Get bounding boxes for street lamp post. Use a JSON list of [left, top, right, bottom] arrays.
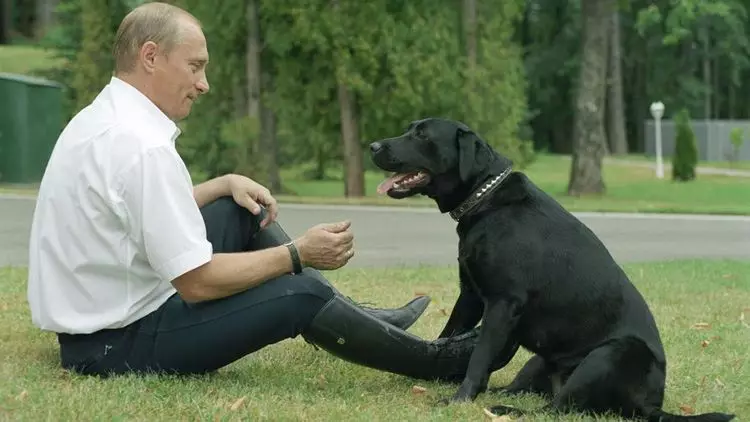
[[650, 101, 665, 179]]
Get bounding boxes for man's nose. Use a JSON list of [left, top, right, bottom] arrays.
[[369, 142, 383, 153], [196, 78, 210, 94]]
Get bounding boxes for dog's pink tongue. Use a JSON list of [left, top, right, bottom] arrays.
[[376, 174, 401, 195]]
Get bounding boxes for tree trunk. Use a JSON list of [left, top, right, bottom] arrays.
[[332, 0, 364, 197], [244, 0, 262, 177], [568, 0, 614, 196], [607, 9, 628, 155], [245, 0, 280, 192], [728, 71, 736, 119], [35, 0, 59, 39], [0, 0, 11, 44], [701, 24, 711, 119], [463, 0, 477, 71], [338, 83, 364, 197], [246, 0, 261, 122], [261, 68, 281, 193]]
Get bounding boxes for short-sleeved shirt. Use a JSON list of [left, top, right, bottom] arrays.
[[27, 76, 214, 334]]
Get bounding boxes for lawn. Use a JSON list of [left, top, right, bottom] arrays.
[[3, 154, 749, 215], [1, 259, 747, 421], [612, 154, 750, 171], [274, 154, 750, 215], [0, 45, 65, 76]]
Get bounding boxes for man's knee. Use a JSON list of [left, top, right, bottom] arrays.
[[204, 196, 262, 230], [201, 196, 262, 252], [277, 272, 335, 303]]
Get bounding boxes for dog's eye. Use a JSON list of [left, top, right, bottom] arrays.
[[415, 127, 426, 139]]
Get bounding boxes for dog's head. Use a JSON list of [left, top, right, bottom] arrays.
[[369, 117, 512, 212]]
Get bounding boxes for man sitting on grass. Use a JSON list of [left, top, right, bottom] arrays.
[[27, 2, 485, 382]]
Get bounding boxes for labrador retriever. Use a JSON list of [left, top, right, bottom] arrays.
[[368, 117, 735, 422]]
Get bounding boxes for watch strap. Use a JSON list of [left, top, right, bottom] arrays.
[[284, 241, 303, 274]]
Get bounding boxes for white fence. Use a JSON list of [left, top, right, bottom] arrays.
[[643, 120, 750, 161]]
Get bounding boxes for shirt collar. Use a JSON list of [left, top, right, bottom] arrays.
[[107, 76, 181, 144]]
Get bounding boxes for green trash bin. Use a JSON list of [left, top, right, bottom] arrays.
[[0, 72, 65, 184]]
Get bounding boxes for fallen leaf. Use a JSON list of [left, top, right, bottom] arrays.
[[229, 396, 246, 411], [483, 408, 515, 421], [691, 322, 710, 330], [414, 291, 427, 296], [411, 385, 427, 395], [701, 339, 710, 348], [440, 308, 448, 316], [679, 405, 694, 415], [15, 390, 27, 401]]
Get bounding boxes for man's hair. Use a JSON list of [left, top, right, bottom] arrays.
[[112, 2, 201, 74]]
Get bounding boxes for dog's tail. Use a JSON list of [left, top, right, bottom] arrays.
[[647, 409, 735, 422]]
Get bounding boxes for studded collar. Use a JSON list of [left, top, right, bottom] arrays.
[[448, 167, 512, 222]]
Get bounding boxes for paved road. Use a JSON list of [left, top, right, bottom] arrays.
[[1, 195, 749, 268]]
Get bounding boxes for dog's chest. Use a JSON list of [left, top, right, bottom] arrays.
[[457, 232, 509, 296], [457, 257, 482, 294]]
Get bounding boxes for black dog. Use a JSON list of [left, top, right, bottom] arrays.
[[369, 118, 735, 422]]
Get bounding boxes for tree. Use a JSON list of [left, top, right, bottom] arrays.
[[568, 0, 616, 196], [332, 0, 365, 197], [607, 8, 628, 155], [0, 0, 11, 44], [671, 108, 698, 181], [35, 0, 60, 39], [244, 0, 280, 192], [71, 0, 113, 114]]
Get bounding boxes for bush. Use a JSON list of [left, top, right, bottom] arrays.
[[671, 108, 698, 182]]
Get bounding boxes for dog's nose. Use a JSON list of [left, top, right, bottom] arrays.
[[369, 142, 383, 153]]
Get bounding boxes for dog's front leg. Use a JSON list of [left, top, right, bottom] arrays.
[[449, 298, 520, 403], [438, 266, 484, 338]]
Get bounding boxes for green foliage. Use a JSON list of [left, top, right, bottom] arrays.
[[633, 0, 750, 118], [728, 127, 745, 163], [260, 0, 533, 176], [36, 0, 132, 119], [671, 108, 698, 182], [172, 0, 251, 180], [71, 0, 114, 114]]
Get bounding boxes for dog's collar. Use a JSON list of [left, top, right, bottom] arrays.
[[448, 167, 512, 222]]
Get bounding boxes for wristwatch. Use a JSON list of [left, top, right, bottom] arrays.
[[284, 241, 303, 274]]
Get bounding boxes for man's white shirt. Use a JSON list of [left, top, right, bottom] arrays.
[[27, 76, 214, 334]]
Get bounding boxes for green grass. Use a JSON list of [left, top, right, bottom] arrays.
[[274, 154, 750, 215], [1, 260, 748, 421], [3, 154, 749, 214], [0, 45, 65, 76], [614, 154, 750, 171]]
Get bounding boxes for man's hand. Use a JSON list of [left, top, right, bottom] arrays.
[[227, 174, 278, 228], [294, 221, 355, 270]]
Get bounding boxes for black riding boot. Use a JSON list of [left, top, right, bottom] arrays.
[[302, 295, 514, 383], [248, 219, 430, 331]]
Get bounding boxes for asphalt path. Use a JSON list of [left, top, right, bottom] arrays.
[[1, 194, 749, 269]]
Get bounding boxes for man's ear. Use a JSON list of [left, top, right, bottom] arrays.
[[457, 128, 479, 183]]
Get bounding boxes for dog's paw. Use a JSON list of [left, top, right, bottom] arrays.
[[436, 397, 452, 407], [435, 392, 473, 407]]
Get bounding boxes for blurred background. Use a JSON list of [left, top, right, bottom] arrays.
[[1, 0, 749, 205]]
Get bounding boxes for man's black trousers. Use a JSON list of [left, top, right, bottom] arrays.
[[57, 197, 335, 376]]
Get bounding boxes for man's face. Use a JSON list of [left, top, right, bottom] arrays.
[[150, 19, 210, 121]]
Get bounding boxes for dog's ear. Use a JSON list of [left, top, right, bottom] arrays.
[[457, 128, 480, 183]]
